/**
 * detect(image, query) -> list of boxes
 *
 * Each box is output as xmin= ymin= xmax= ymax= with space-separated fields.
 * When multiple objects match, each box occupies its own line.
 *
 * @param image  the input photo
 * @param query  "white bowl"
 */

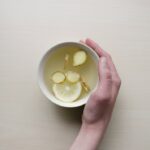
xmin=38 ymin=42 xmax=99 ymax=108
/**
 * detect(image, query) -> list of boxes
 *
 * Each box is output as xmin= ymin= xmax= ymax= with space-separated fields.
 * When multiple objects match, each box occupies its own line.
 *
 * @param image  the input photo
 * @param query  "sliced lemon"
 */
xmin=51 ymin=71 xmax=65 ymax=83
xmin=73 ymin=51 xmax=87 ymax=66
xmin=66 ymin=70 xmax=80 ymax=83
xmin=52 ymin=81 xmax=82 ymax=102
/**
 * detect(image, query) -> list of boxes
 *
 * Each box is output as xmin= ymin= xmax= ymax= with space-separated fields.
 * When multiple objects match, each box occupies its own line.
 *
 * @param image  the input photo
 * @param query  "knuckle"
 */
xmin=113 ymin=78 xmax=121 ymax=88
xmin=89 ymin=93 xmax=102 ymax=106
xmin=90 ymin=92 xmax=100 ymax=101
xmin=99 ymin=93 xmax=111 ymax=103
xmin=105 ymin=69 xmax=112 ymax=80
xmin=100 ymin=93 xmax=110 ymax=101
xmin=90 ymin=92 xmax=112 ymax=106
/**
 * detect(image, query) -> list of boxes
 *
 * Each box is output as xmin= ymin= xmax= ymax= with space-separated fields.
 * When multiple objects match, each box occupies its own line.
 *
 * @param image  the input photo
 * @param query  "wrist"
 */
xmin=81 ymin=121 xmax=106 ymax=141
xmin=70 ymin=122 xmax=107 ymax=150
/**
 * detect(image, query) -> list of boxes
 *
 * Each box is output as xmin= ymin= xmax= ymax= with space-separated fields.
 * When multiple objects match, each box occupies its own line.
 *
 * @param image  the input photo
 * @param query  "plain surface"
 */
xmin=0 ymin=0 xmax=150 ymax=150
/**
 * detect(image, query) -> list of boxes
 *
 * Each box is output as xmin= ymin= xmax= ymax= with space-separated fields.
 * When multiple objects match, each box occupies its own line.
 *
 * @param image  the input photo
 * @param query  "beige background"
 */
xmin=0 ymin=0 xmax=150 ymax=149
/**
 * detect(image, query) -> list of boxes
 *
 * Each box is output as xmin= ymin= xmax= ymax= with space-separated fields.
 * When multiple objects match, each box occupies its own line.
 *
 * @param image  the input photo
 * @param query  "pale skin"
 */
xmin=70 ymin=38 xmax=121 ymax=150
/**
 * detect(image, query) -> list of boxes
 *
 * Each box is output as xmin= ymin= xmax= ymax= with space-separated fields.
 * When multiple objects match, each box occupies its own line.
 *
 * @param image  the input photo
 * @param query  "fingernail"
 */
xmin=80 ymin=39 xmax=85 ymax=43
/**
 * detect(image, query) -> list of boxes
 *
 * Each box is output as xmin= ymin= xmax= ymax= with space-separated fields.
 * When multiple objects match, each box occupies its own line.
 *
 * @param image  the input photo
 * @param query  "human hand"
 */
xmin=70 ymin=38 xmax=121 ymax=150
xmin=82 ymin=38 xmax=121 ymax=127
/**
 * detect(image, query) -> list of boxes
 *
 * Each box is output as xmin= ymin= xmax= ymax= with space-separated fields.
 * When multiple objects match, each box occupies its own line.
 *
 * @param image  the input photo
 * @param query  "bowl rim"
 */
xmin=38 ymin=41 xmax=99 ymax=108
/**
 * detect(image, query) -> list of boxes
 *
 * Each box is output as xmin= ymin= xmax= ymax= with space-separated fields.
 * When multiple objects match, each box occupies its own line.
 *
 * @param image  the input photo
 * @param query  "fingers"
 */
xmin=96 ymin=57 xmax=112 ymax=102
xmin=108 ymin=59 xmax=120 ymax=82
xmin=107 ymin=57 xmax=121 ymax=100
xmin=79 ymin=40 xmax=85 ymax=44
xmin=99 ymin=53 xmax=121 ymax=101
xmin=86 ymin=39 xmax=121 ymax=95
xmin=85 ymin=38 xmax=105 ymax=57
xmin=80 ymin=38 xmax=104 ymax=56
xmin=80 ymin=38 xmax=121 ymax=101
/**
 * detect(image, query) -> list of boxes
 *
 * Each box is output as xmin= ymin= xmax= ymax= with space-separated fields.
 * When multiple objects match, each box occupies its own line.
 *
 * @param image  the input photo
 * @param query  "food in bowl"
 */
xmin=44 ymin=44 xmax=98 ymax=103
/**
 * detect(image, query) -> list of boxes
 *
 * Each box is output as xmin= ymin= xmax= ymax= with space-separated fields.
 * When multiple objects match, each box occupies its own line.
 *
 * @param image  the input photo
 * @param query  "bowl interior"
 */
xmin=38 ymin=42 xmax=99 ymax=108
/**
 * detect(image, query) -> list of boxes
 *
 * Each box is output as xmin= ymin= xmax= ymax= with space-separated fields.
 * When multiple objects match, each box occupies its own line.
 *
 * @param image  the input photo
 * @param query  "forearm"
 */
xmin=70 ymin=122 xmax=107 ymax=150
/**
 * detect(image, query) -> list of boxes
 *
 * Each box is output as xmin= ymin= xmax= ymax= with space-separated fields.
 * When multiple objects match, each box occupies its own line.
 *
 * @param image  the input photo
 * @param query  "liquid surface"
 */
xmin=44 ymin=45 xmax=98 ymax=101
